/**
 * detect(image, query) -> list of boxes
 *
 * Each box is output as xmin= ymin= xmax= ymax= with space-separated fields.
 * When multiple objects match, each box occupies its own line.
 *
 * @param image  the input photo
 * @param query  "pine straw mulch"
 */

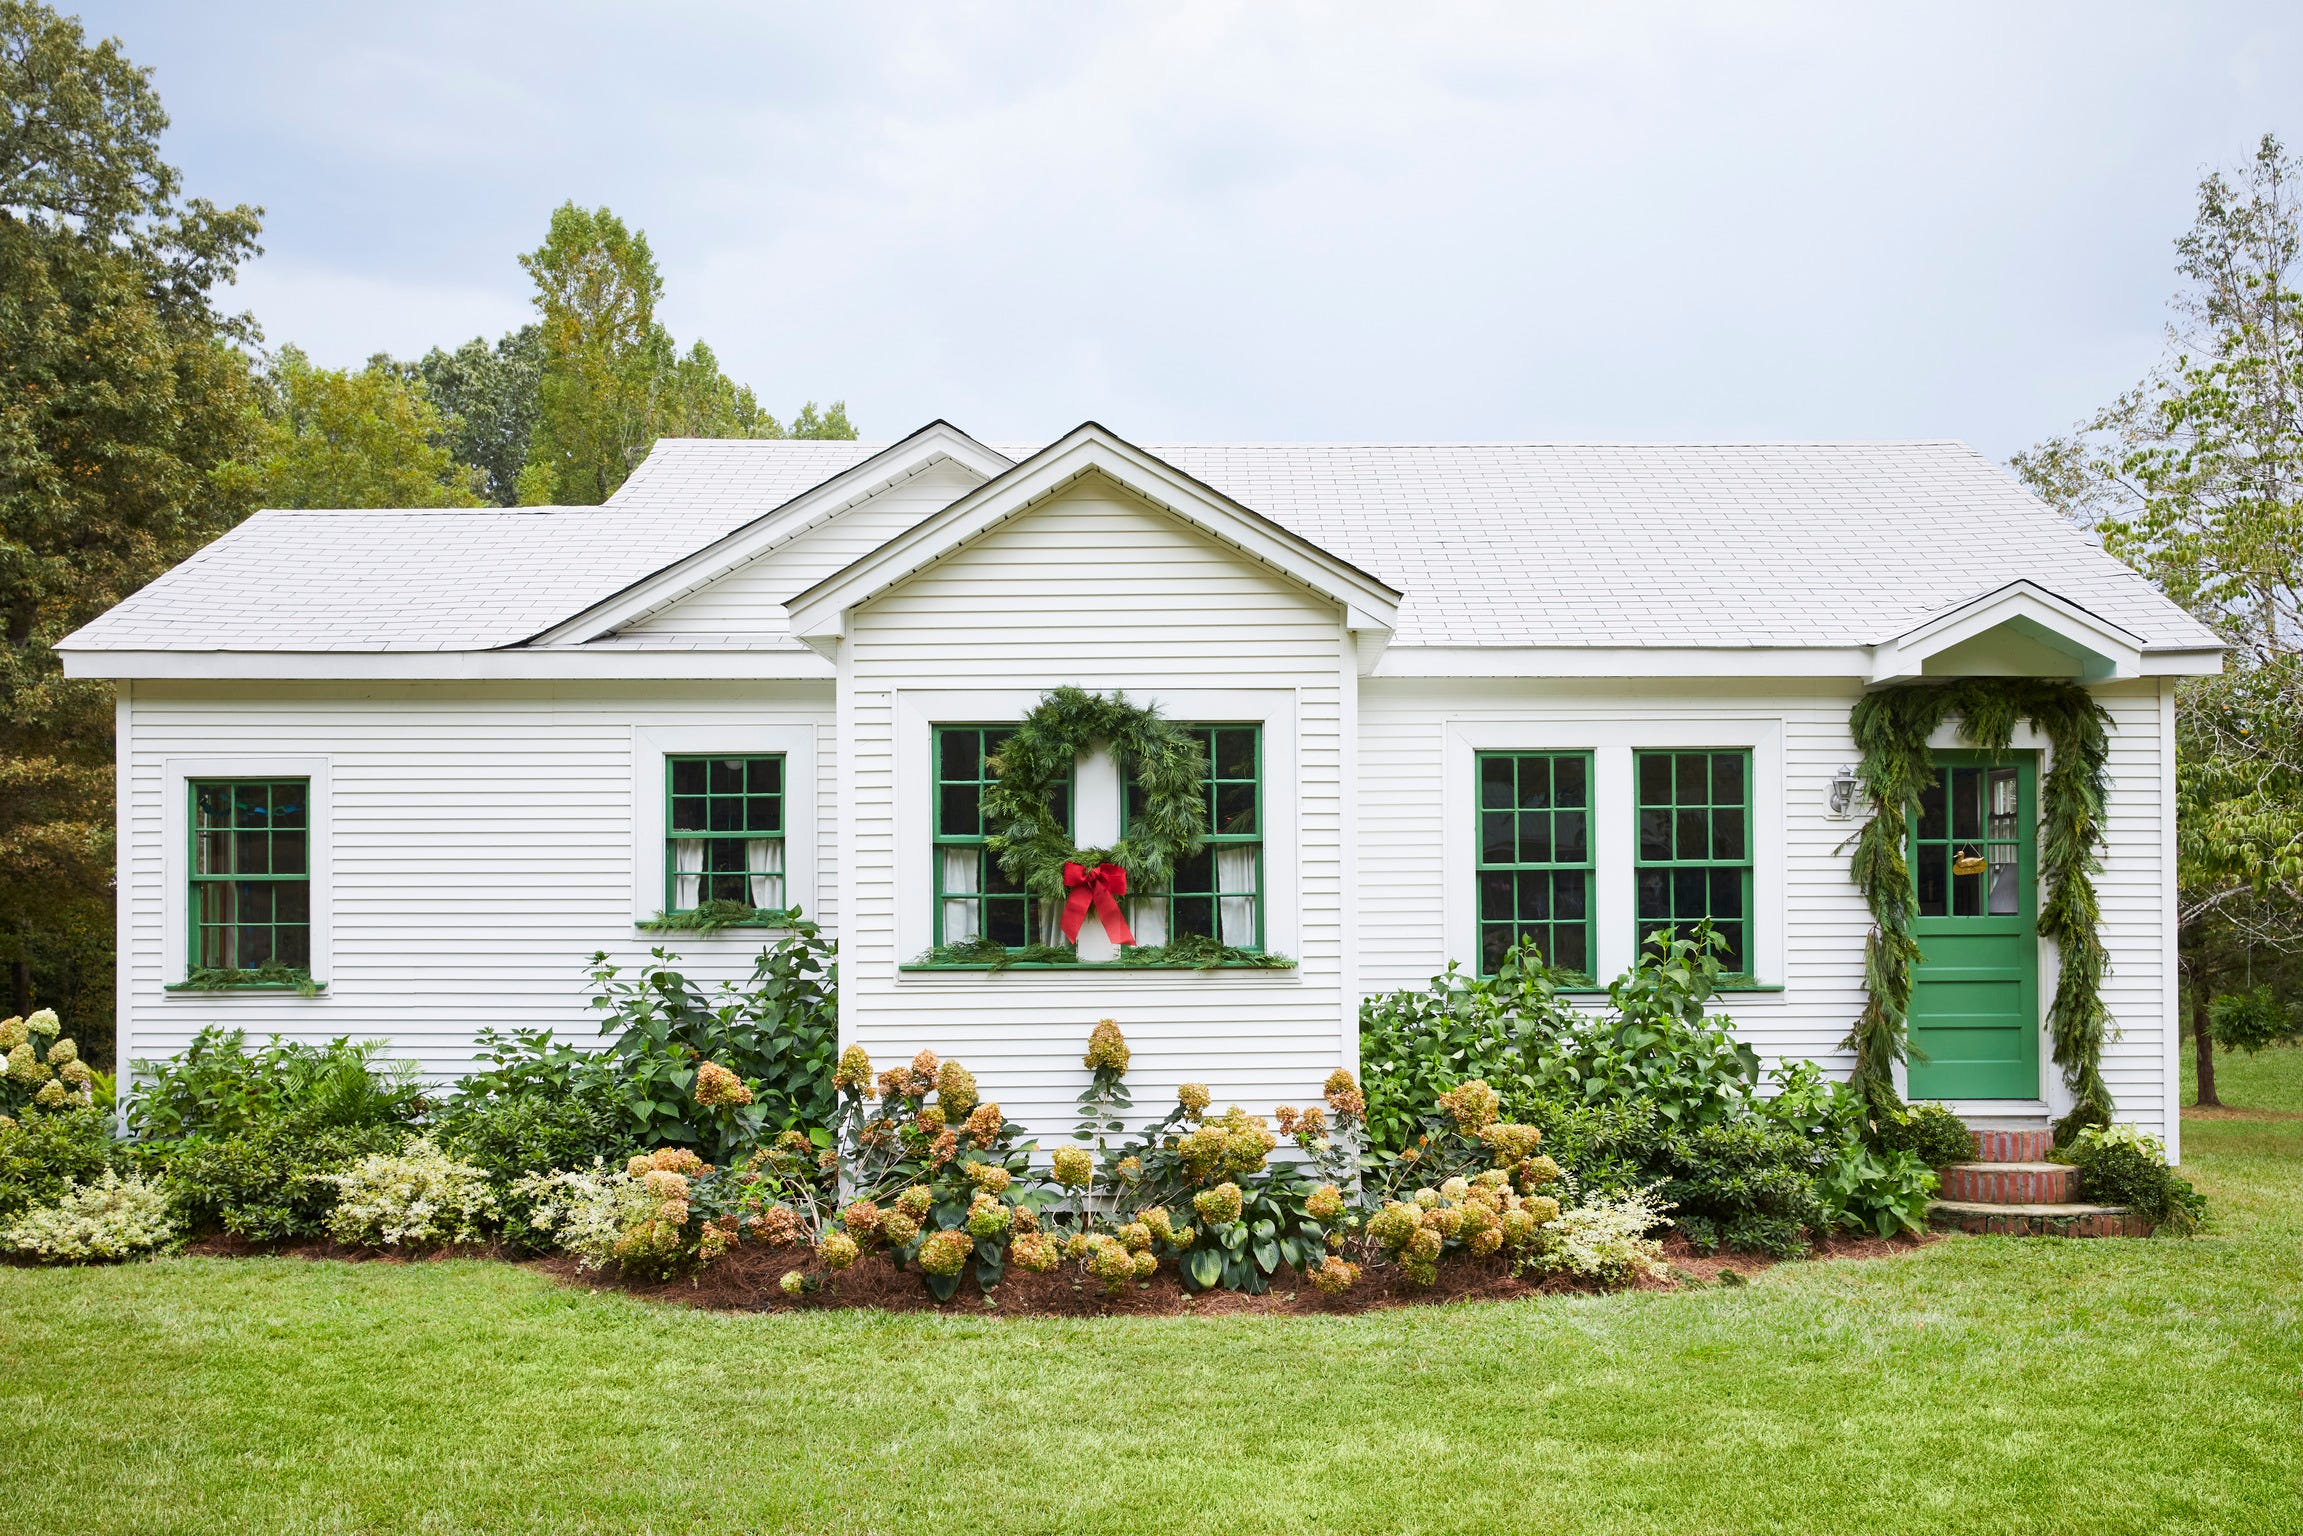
xmin=168 ymin=1229 xmax=1930 ymax=1315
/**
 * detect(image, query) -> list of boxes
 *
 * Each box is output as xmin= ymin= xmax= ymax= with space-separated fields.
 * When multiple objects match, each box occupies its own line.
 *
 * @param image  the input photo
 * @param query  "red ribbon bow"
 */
xmin=1060 ymin=861 xmax=1136 ymax=947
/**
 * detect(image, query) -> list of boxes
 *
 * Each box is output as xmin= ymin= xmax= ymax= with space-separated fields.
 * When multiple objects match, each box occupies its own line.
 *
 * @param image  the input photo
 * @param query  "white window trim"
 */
xmin=890 ymin=687 xmax=1301 ymax=972
xmin=1442 ymin=718 xmax=1786 ymax=991
xmin=631 ymin=725 xmax=819 ymax=929
xmin=161 ymin=756 xmax=333 ymax=991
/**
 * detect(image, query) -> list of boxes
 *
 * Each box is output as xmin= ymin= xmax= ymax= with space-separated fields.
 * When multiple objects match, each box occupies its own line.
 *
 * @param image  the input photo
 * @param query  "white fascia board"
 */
xmin=528 ymin=423 xmax=1014 ymax=646
xmin=1374 ymin=645 xmax=1879 ymax=679
xmin=59 ymin=648 xmax=837 ymax=682
xmin=784 ymin=424 xmax=1404 ymax=645
xmin=1868 ymin=580 xmax=2147 ymax=685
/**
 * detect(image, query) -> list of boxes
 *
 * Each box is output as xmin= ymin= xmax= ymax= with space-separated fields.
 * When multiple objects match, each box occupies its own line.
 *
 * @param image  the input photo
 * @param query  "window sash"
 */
xmin=932 ymin=725 xmax=1072 ymax=948
xmin=187 ymin=778 xmax=313 ymax=974
xmin=663 ymin=755 xmax=786 ymax=913
xmin=1126 ymin=724 xmax=1263 ymax=952
xmin=1473 ymin=750 xmax=1594 ymax=979
xmin=1631 ymin=748 xmax=1754 ymax=974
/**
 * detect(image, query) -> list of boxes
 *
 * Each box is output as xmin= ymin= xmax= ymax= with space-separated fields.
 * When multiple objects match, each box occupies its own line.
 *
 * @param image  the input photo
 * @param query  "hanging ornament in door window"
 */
xmin=1951 ymin=849 xmax=1989 ymax=877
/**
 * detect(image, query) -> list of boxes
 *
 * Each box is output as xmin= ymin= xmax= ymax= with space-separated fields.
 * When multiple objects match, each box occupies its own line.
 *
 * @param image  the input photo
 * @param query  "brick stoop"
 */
xmin=1922 ymin=1121 xmax=2151 ymax=1238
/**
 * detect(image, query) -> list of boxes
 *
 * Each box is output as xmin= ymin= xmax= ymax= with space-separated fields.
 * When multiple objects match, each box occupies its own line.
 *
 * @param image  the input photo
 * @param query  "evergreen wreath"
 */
xmin=1842 ymin=679 xmax=2115 ymax=1142
xmin=981 ymin=686 xmax=1210 ymax=924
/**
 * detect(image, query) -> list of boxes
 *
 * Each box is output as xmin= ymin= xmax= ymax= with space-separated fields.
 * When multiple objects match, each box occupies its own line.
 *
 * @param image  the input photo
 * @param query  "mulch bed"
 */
xmin=168 ymin=1228 xmax=1930 ymax=1316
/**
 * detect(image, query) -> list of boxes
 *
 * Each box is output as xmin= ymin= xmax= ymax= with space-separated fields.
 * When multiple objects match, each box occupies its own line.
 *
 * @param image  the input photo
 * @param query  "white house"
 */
xmin=61 ymin=422 xmax=2222 ymax=1156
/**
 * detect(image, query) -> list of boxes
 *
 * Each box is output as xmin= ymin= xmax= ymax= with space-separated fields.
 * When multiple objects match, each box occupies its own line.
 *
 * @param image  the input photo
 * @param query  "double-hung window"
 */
xmin=1128 ymin=724 xmax=1262 ymax=950
xmin=666 ymin=755 xmax=785 ymax=913
xmin=934 ymin=726 xmax=1071 ymax=947
xmin=1633 ymin=748 xmax=1753 ymax=974
xmin=189 ymin=779 xmax=311 ymax=972
xmin=1475 ymin=751 xmax=1592 ymax=977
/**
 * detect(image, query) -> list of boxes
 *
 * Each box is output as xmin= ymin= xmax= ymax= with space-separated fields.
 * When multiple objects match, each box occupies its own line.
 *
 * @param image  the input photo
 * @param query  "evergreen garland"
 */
xmin=981 ymin=686 xmax=1210 ymax=911
xmin=1843 ymin=679 xmax=2115 ymax=1141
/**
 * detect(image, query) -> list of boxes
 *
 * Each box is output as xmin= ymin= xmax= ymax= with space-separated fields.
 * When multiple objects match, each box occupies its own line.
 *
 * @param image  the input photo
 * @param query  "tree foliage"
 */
xmin=2015 ymin=133 xmax=2303 ymax=1103
xmin=0 ymin=0 xmax=263 ymax=1041
xmin=386 ymin=326 xmax=542 ymax=507
xmin=239 ymin=345 xmax=484 ymax=509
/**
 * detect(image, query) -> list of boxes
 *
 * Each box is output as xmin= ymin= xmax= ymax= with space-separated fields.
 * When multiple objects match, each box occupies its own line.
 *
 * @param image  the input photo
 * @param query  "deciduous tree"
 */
xmin=241 ymin=346 xmax=484 ymax=509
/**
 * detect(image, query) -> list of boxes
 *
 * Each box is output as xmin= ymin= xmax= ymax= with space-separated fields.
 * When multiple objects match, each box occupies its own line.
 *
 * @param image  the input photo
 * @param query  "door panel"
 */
xmin=1907 ymin=755 xmax=2040 ymax=1100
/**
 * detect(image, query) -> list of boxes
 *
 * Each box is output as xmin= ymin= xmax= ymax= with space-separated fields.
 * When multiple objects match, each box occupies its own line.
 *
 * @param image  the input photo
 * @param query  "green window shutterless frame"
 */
xmin=933 ymin=726 xmax=1072 ymax=948
xmin=664 ymin=755 xmax=785 ymax=913
xmin=188 ymin=779 xmax=311 ymax=973
xmin=1633 ymin=749 xmax=1753 ymax=975
xmin=1475 ymin=751 xmax=1593 ymax=977
xmin=1127 ymin=724 xmax=1264 ymax=950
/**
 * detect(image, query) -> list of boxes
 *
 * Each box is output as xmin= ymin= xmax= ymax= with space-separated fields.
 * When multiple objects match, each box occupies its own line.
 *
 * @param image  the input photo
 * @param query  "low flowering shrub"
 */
xmin=0 ymin=1170 xmax=177 ymax=1263
xmin=2 ymin=1010 xmax=97 ymax=1116
xmin=323 ymin=1137 xmax=499 ymax=1249
xmin=1526 ymin=1188 xmax=1672 ymax=1285
xmin=514 ymin=1148 xmax=729 ymax=1279
xmin=152 ymin=1119 xmax=411 ymax=1243
xmin=2058 ymin=1123 xmax=2206 ymax=1233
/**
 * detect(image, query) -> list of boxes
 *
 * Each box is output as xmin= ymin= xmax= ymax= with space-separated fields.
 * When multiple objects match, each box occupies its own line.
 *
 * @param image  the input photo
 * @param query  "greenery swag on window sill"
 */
xmin=166 ymin=964 xmax=326 ymax=996
xmin=907 ymin=935 xmax=1295 ymax=972
xmin=638 ymin=899 xmax=805 ymax=934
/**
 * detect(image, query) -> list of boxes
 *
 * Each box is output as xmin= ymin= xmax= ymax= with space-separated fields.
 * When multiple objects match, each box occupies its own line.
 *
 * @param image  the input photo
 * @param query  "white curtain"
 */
xmin=941 ymin=848 xmax=980 ymax=943
xmin=1217 ymin=846 xmax=1258 ymax=947
xmin=1128 ymin=896 xmax=1169 ymax=946
xmin=747 ymin=838 xmax=785 ymax=909
xmin=673 ymin=838 xmax=705 ymax=909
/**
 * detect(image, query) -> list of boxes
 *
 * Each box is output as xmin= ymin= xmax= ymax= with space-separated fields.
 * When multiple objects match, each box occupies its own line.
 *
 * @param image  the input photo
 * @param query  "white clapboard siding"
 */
xmin=1356 ymin=676 xmax=2174 ymax=1143
xmin=842 ymin=477 xmax=1355 ymax=1141
xmin=118 ymin=680 xmax=835 ymax=1083
xmin=619 ymin=457 xmax=987 ymax=638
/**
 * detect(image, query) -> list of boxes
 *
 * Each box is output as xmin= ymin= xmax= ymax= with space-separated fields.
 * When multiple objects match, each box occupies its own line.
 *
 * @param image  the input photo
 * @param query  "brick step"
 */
xmin=1969 ymin=1127 xmax=2054 ymax=1164
xmin=1926 ymin=1200 xmax=2149 ymax=1238
xmin=1940 ymin=1161 xmax=2079 ymax=1204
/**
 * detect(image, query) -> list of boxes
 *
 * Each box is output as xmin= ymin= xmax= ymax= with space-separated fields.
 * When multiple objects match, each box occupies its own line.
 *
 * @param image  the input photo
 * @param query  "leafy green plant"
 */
xmin=145 ymin=1119 xmax=410 ymax=1242
xmin=2208 ymin=988 xmax=2302 ymax=1053
xmin=2058 ymin=1124 xmax=2207 ymax=1233
xmin=1357 ymin=941 xmax=1567 ymax=1154
xmin=173 ymin=964 xmax=323 ymax=995
xmin=0 ymin=1170 xmax=177 ymax=1263
xmin=1660 ymin=1120 xmax=1824 ymax=1258
xmin=585 ymin=923 xmax=838 ymax=1161
xmin=637 ymin=899 xmax=802 ymax=934
xmin=1876 ymin=1101 xmax=1975 ymax=1168
xmin=1552 ymin=927 xmax=1760 ymax=1129
xmin=0 ymin=1104 xmax=116 ymax=1220
xmin=323 ymin=1136 xmax=498 ymax=1249
xmin=434 ymin=1029 xmax=632 ymax=1251
xmin=125 ymin=1028 xmax=426 ymax=1141
xmin=1815 ymin=1142 xmax=1937 ymax=1238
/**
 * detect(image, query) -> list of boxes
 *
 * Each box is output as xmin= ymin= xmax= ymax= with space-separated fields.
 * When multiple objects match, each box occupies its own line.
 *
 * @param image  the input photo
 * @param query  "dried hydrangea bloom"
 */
xmin=60 ymin=1060 xmax=93 ymax=1087
xmin=963 ymin=1160 xmax=1011 ymax=1195
xmin=1083 ymin=1233 xmax=1135 ymax=1294
xmin=7 ymin=1042 xmax=45 ymax=1085
xmin=1439 ymin=1176 xmax=1471 ymax=1202
xmin=44 ymin=1038 xmax=76 ymax=1066
xmin=929 ymin=1129 xmax=959 ymax=1165
xmin=1083 ymin=1019 xmax=1130 ymax=1074
xmin=935 ymin=1060 xmax=978 ymax=1119
xmin=918 ymin=1229 xmax=973 ymax=1277
xmin=1136 ymin=1206 xmax=1175 ymax=1243
xmin=1436 ymin=1079 xmax=1501 ymax=1132
xmin=833 ymin=1045 xmax=874 ymax=1096
xmin=1305 ymin=1184 xmax=1345 ymax=1222
xmin=911 ymin=1048 xmax=940 ymax=1081
xmin=1050 ymin=1146 xmax=1094 ymax=1189
xmin=965 ymin=1192 xmax=1011 ymax=1238
xmin=1523 ymin=1194 xmax=1562 ymax=1226
xmin=1479 ymin=1122 xmax=1544 ymax=1165
xmin=33 ymin=1079 xmax=65 ymax=1108
xmin=816 ymin=1230 xmax=860 ymax=1270
xmin=1293 ymin=1104 xmax=1328 ymax=1140
xmin=840 ymin=1199 xmax=885 ymax=1241
xmin=880 ymin=1209 xmax=921 ymax=1248
xmin=24 ymin=1009 xmax=58 ymax=1038
xmin=1423 ymin=1204 xmax=1464 ymax=1239
xmin=1366 ymin=1201 xmax=1420 ymax=1251
xmin=0 ymin=1017 xmax=24 ymax=1051
xmin=1176 ymin=1082 xmax=1212 ymax=1117
xmin=754 ymin=1205 xmax=803 ymax=1246
xmin=1310 ymin=1256 xmax=1359 ymax=1294
xmin=915 ymin=1105 xmax=947 ymax=1134
xmin=693 ymin=1061 xmax=754 ymax=1108
xmin=1009 ymin=1203 xmax=1038 ymax=1234
xmin=1515 ymin=1154 xmax=1562 ymax=1192
xmin=876 ymin=1067 xmax=913 ymax=1101
xmin=1407 ymin=1227 xmax=1443 ymax=1264
xmin=1191 ymin=1181 xmax=1243 ymax=1225
xmin=644 ymin=1148 xmax=708 ymax=1178
xmin=963 ymin=1103 xmax=1005 ymax=1149
xmin=1500 ymin=1208 xmax=1539 ymax=1249
xmin=779 ymin=1270 xmax=806 ymax=1297
xmin=1412 ymin=1187 xmax=1441 ymax=1210
xmin=1116 ymin=1221 xmax=1153 ymax=1254
xmin=1129 ymin=1250 xmax=1158 ymax=1280
xmin=895 ymin=1185 xmax=934 ymax=1220
xmin=1116 ymin=1156 xmax=1142 ymax=1182
xmin=1274 ymin=1106 xmax=1300 ymax=1136
xmin=1009 ymin=1231 xmax=1060 ymax=1273
xmin=625 ymin=1153 xmax=656 ymax=1178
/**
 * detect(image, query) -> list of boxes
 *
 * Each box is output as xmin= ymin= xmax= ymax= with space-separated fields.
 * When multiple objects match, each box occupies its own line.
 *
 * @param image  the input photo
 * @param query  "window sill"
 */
xmin=1548 ymin=980 xmax=1785 ymax=996
xmin=163 ymin=981 xmax=327 ymax=995
xmin=900 ymin=961 xmax=1294 ymax=973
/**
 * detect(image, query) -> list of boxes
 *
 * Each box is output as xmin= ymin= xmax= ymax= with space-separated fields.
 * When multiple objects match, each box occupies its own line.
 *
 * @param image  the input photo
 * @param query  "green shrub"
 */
xmin=1 ymin=1170 xmax=176 ymax=1263
xmin=1357 ymin=943 xmax=1566 ymax=1154
xmin=585 ymin=924 xmax=838 ymax=1162
xmin=1510 ymin=1096 xmax=1666 ymax=1199
xmin=1815 ymin=1143 xmax=1936 ymax=1238
xmin=324 ymin=1137 xmax=498 ymax=1249
xmin=126 ymin=1027 xmax=427 ymax=1140
xmin=146 ymin=1118 xmax=409 ymax=1242
xmin=2207 ymin=988 xmax=2302 ymax=1053
xmin=0 ymin=1105 xmax=116 ymax=1220
xmin=2060 ymin=1124 xmax=2206 ymax=1233
xmin=1876 ymin=1102 xmax=1975 ymax=1168
xmin=434 ymin=1028 xmax=633 ymax=1250
xmin=1660 ymin=1120 xmax=1823 ymax=1257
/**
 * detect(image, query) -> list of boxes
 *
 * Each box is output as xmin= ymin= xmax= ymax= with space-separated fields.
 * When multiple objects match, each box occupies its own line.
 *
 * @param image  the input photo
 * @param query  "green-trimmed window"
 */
xmin=190 ymin=780 xmax=311 ymax=971
xmin=666 ymin=755 xmax=785 ymax=912
xmin=935 ymin=726 xmax=1071 ymax=947
xmin=1475 ymin=751 xmax=1592 ymax=977
xmin=1634 ymin=748 xmax=1752 ymax=973
xmin=1127 ymin=724 xmax=1263 ymax=950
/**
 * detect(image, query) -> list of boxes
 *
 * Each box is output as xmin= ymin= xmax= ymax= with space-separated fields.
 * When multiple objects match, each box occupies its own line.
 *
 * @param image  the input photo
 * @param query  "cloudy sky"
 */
xmin=79 ymin=2 xmax=2302 ymax=458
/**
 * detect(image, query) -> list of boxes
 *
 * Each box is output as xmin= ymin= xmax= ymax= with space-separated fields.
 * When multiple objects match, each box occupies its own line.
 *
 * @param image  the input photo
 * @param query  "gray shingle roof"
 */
xmin=60 ymin=435 xmax=2221 ymax=654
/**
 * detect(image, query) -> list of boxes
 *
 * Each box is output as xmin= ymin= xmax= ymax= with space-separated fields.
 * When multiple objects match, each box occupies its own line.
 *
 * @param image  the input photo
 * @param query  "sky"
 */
xmin=75 ymin=1 xmax=2303 ymax=460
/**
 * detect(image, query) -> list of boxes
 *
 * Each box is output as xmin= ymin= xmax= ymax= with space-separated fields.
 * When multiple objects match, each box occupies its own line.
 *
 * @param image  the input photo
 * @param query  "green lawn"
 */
xmin=6 ymin=1064 xmax=2301 ymax=1535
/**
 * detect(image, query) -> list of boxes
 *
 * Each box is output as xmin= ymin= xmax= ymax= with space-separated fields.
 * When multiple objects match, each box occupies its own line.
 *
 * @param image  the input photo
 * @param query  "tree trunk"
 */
xmin=2192 ymin=985 xmax=2221 ymax=1108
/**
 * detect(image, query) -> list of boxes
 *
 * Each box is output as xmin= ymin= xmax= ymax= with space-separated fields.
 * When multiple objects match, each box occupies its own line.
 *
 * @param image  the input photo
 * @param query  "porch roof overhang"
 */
xmin=1865 ymin=579 xmax=2215 ymax=686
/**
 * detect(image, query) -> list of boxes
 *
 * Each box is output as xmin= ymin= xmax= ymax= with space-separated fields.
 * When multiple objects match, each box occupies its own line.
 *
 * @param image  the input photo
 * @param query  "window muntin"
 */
xmin=1633 ymin=749 xmax=1752 ymax=973
xmin=666 ymin=755 xmax=785 ymax=912
xmin=934 ymin=726 xmax=1072 ymax=948
xmin=1915 ymin=764 xmax=2021 ymax=918
xmin=189 ymin=779 xmax=311 ymax=972
xmin=1127 ymin=724 xmax=1262 ymax=951
xmin=1474 ymin=751 xmax=1593 ymax=978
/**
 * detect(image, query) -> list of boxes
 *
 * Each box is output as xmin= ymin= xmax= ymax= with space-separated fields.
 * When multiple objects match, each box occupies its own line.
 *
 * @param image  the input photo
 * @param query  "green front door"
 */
xmin=1907 ymin=752 xmax=2041 ymax=1100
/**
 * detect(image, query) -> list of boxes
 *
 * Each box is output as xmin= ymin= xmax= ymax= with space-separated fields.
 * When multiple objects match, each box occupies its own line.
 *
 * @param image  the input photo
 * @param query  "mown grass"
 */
xmin=5 ymin=1062 xmax=2300 ymax=1536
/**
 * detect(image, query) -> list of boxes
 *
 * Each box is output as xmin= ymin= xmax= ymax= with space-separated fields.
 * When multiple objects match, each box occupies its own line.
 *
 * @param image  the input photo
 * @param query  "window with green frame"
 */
xmin=1633 ymin=748 xmax=1752 ymax=974
xmin=666 ymin=755 xmax=785 ymax=912
xmin=934 ymin=726 xmax=1072 ymax=947
xmin=189 ymin=779 xmax=311 ymax=972
xmin=1475 ymin=751 xmax=1592 ymax=977
xmin=1126 ymin=724 xmax=1262 ymax=950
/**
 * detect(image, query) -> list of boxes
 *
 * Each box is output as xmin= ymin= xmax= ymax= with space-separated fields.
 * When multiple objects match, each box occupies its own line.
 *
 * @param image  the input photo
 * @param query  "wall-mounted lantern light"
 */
xmin=1828 ymin=763 xmax=1862 ymax=820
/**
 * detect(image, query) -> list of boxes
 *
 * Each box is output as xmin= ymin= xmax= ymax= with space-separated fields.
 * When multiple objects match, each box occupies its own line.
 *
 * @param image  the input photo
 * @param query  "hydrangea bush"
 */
xmin=1 ymin=1010 xmax=98 ymax=1116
